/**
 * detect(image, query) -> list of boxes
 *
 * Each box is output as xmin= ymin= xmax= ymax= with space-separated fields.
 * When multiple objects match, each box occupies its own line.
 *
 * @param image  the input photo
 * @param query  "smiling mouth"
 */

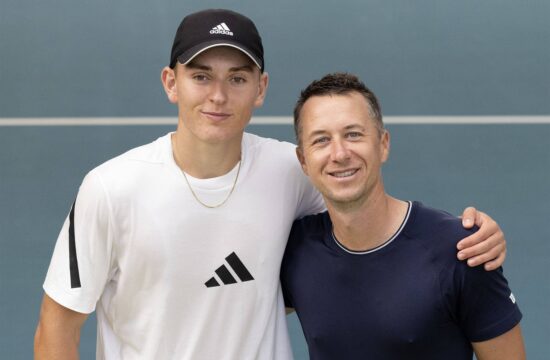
xmin=201 ymin=111 xmax=231 ymax=120
xmin=329 ymin=169 xmax=358 ymax=178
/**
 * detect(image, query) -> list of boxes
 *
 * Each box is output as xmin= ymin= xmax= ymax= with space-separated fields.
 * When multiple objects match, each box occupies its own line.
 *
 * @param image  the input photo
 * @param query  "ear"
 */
xmin=161 ymin=66 xmax=178 ymax=104
xmin=296 ymin=146 xmax=309 ymax=175
xmin=253 ymin=72 xmax=269 ymax=108
xmin=380 ymin=129 xmax=390 ymax=163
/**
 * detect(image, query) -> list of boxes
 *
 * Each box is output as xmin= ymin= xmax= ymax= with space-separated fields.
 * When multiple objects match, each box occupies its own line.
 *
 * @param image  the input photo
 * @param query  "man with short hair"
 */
xmin=281 ymin=72 xmax=525 ymax=359
xmin=35 ymin=9 xmax=507 ymax=359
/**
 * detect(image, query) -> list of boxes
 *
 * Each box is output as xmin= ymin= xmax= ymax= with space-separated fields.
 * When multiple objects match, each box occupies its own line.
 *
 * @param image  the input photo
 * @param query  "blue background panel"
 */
xmin=1 ymin=0 xmax=549 ymax=117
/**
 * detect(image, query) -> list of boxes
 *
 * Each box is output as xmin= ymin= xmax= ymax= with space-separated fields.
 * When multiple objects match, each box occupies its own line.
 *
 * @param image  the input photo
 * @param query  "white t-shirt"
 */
xmin=43 ymin=132 xmax=324 ymax=360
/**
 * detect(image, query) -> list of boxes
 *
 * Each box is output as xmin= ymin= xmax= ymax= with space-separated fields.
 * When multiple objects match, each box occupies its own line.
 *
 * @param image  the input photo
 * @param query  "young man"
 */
xmin=281 ymin=73 xmax=525 ymax=359
xmin=35 ymin=9 xmax=507 ymax=360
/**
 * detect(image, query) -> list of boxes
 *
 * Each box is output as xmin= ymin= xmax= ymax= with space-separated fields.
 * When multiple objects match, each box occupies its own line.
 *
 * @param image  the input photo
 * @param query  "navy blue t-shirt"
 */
xmin=281 ymin=201 xmax=522 ymax=360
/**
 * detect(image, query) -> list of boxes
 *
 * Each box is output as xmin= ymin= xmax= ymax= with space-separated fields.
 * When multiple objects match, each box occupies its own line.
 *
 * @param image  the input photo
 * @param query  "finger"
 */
xmin=461 ymin=206 xmax=477 ymax=228
xmin=457 ymin=226 xmax=489 ymax=251
xmin=473 ymin=210 xmax=489 ymax=227
xmin=483 ymin=249 xmax=507 ymax=271
xmin=458 ymin=233 xmax=499 ymax=260
xmin=457 ymin=216 xmax=499 ymax=251
xmin=464 ymin=243 xmax=506 ymax=267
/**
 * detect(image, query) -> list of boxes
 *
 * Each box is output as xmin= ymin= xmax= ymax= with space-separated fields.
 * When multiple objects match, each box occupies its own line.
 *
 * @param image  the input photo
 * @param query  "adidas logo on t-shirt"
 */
xmin=210 ymin=22 xmax=233 ymax=36
xmin=205 ymin=252 xmax=254 ymax=288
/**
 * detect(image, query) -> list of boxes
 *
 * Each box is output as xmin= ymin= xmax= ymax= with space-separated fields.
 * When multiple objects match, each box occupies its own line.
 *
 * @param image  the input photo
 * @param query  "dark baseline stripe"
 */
xmin=226 ymin=252 xmax=254 ymax=282
xmin=68 ymin=201 xmax=81 ymax=288
xmin=215 ymin=265 xmax=237 ymax=285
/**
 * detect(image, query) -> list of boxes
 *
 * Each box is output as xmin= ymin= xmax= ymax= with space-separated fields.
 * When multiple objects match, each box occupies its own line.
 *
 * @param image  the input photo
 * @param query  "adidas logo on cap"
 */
xmin=210 ymin=22 xmax=233 ymax=36
xmin=169 ymin=9 xmax=264 ymax=70
xmin=205 ymin=252 xmax=254 ymax=288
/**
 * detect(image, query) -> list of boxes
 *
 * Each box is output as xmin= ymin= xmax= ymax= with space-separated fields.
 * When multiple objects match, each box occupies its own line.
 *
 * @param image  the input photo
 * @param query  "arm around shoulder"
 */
xmin=34 ymin=293 xmax=89 ymax=360
xmin=472 ymin=324 xmax=526 ymax=360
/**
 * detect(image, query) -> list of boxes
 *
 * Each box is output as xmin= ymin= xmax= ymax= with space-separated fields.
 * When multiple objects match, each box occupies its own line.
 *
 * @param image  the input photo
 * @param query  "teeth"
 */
xmin=332 ymin=170 xmax=356 ymax=178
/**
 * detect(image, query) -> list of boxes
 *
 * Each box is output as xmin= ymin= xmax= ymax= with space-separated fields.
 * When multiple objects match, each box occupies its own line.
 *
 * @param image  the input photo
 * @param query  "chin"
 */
xmin=325 ymin=191 xmax=365 ymax=205
xmin=201 ymin=130 xmax=242 ymax=144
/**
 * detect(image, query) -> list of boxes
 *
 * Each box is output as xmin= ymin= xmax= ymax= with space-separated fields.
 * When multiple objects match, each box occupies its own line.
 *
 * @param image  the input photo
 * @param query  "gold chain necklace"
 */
xmin=172 ymin=135 xmax=241 ymax=208
xmin=180 ymin=159 xmax=242 ymax=208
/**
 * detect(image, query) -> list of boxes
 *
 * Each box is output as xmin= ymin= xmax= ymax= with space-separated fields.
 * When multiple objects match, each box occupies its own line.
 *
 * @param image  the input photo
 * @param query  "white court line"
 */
xmin=0 ymin=116 xmax=549 ymax=126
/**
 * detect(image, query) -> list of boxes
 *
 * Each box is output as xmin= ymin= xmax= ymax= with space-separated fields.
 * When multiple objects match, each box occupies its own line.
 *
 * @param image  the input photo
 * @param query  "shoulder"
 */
xmin=288 ymin=212 xmax=330 ymax=246
xmin=283 ymin=212 xmax=330 ymax=277
xmin=405 ymin=202 xmax=476 ymax=259
xmin=91 ymin=133 xmax=169 ymax=178
xmin=242 ymin=132 xmax=307 ymax=182
xmin=243 ymin=132 xmax=297 ymax=164
xmin=242 ymin=133 xmax=324 ymax=216
xmin=97 ymin=133 xmax=169 ymax=171
xmin=407 ymin=201 xmax=475 ymax=240
xmin=79 ymin=133 xmax=172 ymax=196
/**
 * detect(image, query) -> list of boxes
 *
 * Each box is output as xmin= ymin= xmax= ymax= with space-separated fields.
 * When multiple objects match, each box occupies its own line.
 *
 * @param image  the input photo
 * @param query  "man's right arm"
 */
xmin=34 ymin=294 xmax=88 ymax=360
xmin=472 ymin=324 xmax=526 ymax=360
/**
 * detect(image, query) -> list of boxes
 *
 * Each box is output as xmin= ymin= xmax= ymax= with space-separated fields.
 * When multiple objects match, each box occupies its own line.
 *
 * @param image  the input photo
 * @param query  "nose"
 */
xmin=330 ymin=138 xmax=350 ymax=163
xmin=209 ymin=80 xmax=228 ymax=104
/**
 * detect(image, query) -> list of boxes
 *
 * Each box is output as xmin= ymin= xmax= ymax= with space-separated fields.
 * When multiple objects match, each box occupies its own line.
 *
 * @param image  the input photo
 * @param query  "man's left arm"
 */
xmin=472 ymin=324 xmax=526 ymax=360
xmin=457 ymin=207 xmax=506 ymax=270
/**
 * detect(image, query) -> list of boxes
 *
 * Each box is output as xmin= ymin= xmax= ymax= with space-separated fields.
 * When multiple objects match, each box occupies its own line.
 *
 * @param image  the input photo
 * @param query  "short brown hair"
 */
xmin=294 ymin=73 xmax=383 ymax=145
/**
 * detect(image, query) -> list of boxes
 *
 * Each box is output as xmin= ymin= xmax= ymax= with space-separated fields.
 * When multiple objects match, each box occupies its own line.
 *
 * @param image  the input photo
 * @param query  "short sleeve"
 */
xmin=43 ymin=170 xmax=116 ymax=314
xmin=442 ymin=262 xmax=522 ymax=342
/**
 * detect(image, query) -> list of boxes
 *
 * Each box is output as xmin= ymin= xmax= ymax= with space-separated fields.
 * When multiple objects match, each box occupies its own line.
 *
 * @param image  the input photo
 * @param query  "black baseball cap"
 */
xmin=169 ymin=9 xmax=264 ymax=72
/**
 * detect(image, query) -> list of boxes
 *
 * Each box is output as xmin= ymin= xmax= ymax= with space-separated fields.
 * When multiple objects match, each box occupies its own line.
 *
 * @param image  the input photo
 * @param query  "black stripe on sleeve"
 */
xmin=68 ymin=201 xmax=81 ymax=288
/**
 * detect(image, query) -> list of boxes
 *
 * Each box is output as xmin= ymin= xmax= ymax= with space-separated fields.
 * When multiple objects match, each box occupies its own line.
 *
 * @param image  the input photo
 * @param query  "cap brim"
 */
xmin=177 ymin=41 xmax=263 ymax=70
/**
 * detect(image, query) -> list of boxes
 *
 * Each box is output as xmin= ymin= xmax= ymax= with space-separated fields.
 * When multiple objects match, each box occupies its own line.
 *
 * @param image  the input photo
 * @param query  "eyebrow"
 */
xmin=306 ymin=123 xmax=366 ymax=138
xmin=229 ymin=65 xmax=254 ymax=73
xmin=185 ymin=62 xmax=211 ymax=71
xmin=342 ymin=124 xmax=366 ymax=131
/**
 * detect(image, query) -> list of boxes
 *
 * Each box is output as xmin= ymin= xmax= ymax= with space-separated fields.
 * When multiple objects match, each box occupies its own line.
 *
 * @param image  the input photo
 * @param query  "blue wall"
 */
xmin=2 ymin=0 xmax=549 ymax=117
xmin=1 ymin=0 xmax=549 ymax=359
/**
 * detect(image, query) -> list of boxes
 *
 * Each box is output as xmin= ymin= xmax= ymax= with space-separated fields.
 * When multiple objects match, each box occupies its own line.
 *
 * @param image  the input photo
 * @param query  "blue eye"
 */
xmin=346 ymin=132 xmax=362 ymax=139
xmin=312 ymin=137 xmax=329 ymax=145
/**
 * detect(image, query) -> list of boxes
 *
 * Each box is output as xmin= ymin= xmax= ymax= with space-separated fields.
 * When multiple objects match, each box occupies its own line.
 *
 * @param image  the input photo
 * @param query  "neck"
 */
xmin=328 ymin=190 xmax=408 ymax=251
xmin=171 ymin=129 xmax=242 ymax=179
